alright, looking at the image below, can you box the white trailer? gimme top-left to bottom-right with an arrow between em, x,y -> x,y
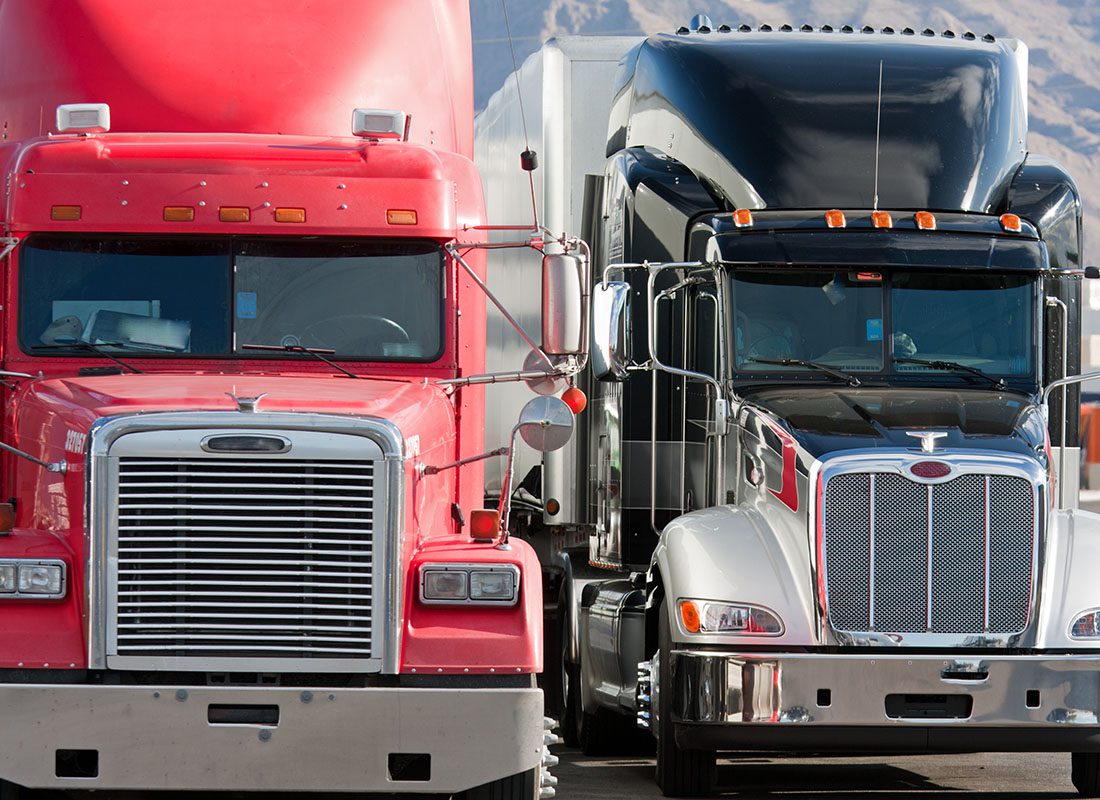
476,35 -> 642,532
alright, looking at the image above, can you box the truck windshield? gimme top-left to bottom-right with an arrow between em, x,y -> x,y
732,270 -> 1035,384
18,237 -> 444,361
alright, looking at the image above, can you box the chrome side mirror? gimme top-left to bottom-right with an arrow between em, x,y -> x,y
497,396 -> 575,548
542,253 -> 587,356
591,280 -> 631,381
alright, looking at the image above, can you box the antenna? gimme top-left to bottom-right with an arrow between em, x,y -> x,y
872,59 -> 884,211
500,0 -> 540,229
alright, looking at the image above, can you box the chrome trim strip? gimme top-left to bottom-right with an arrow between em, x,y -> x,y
926,483 -> 933,631
86,411 -> 405,673
868,474 -> 875,629
990,475 -> 998,633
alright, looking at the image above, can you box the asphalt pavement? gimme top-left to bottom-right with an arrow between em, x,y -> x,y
553,749 -> 1078,798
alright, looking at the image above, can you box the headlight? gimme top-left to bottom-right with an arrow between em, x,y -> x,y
679,599 -> 783,635
1071,609 -> 1100,639
0,560 -> 66,599
419,563 -> 520,606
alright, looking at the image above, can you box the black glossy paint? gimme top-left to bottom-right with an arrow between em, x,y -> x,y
611,31 -> 1027,213
746,386 -> 1048,460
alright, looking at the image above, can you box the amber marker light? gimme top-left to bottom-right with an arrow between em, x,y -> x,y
824,209 -> 846,228
469,509 -> 500,542
275,207 -> 306,223
219,207 -> 250,222
680,600 -> 701,633
163,206 -> 194,222
0,502 -> 13,535
732,208 -> 754,228
871,210 -> 893,228
914,211 -> 937,230
51,205 -> 81,221
1000,213 -> 1022,233
387,209 -> 417,225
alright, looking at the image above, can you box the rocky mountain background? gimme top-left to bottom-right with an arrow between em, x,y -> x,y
471,0 -> 1100,270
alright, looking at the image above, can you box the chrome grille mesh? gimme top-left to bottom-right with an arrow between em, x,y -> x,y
114,457 -> 376,659
823,471 -> 1035,634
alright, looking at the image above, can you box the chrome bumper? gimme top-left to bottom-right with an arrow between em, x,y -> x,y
0,683 -> 543,792
668,652 -> 1100,752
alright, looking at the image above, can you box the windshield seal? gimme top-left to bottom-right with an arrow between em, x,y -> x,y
16,235 -> 448,364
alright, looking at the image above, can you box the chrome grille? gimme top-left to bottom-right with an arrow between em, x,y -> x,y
823,471 -> 1035,634
114,456 -> 376,660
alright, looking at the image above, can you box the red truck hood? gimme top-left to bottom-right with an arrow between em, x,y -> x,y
14,373 -> 456,460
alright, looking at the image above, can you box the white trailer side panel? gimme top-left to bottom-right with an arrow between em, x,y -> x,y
475,36 -> 641,523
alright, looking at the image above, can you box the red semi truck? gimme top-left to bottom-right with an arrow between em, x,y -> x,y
0,1 -> 582,797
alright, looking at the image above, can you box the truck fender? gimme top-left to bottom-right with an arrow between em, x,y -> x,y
1036,508 -> 1100,649
649,505 -> 818,648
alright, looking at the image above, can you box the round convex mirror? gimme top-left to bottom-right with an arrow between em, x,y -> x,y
516,395 -> 574,452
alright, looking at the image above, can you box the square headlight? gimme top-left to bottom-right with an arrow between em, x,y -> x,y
17,563 -> 64,596
422,568 -> 468,601
470,569 -> 516,602
0,564 -> 14,593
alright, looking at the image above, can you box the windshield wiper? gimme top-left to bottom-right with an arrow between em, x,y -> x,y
241,343 -> 361,379
746,357 -> 861,387
893,357 -> 1007,390
31,341 -> 142,374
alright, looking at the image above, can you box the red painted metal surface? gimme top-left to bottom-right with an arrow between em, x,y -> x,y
0,0 -> 474,158
0,0 -> 530,674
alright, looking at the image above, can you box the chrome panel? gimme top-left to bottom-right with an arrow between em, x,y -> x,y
669,650 -> 1100,728
0,683 -> 542,791
809,449 -> 1045,648
87,412 -> 405,673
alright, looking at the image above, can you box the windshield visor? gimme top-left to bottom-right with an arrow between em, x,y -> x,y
733,270 -> 1036,382
18,237 -> 445,361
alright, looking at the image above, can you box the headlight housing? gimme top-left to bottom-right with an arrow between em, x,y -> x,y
419,563 -> 520,606
1070,609 -> 1100,639
0,560 -> 66,599
679,598 -> 783,635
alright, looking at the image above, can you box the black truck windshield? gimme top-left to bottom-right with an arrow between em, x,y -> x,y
732,270 -> 1035,384
18,237 -> 444,361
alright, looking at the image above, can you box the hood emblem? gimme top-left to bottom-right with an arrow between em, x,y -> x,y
226,392 -> 268,413
906,430 -> 948,453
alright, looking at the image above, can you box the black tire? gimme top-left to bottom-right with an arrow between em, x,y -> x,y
557,581 -> 580,748
1073,753 -> 1100,797
562,657 -> 581,748
454,767 -> 537,800
655,601 -> 716,797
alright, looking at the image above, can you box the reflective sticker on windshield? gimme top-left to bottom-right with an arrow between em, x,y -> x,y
866,318 -> 883,341
236,291 -> 257,319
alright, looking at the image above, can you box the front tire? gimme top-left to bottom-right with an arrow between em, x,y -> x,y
1073,753 -> 1100,797
655,601 -> 716,797
454,767 -> 538,800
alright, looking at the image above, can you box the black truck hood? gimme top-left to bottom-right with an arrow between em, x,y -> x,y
747,387 -> 1047,459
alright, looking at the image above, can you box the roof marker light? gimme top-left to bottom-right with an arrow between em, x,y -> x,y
732,208 -> 754,228
50,205 -> 81,221
219,207 -> 250,223
56,103 -> 110,134
1000,213 -> 1022,233
387,209 -> 417,225
275,208 -> 306,223
163,206 -> 194,222
871,210 -> 893,228
915,211 -> 937,230
825,209 -> 846,228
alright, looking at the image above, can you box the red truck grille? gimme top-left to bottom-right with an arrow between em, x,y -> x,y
113,456 -> 376,660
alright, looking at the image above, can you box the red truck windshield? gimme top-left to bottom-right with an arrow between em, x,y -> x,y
17,236 -> 444,362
